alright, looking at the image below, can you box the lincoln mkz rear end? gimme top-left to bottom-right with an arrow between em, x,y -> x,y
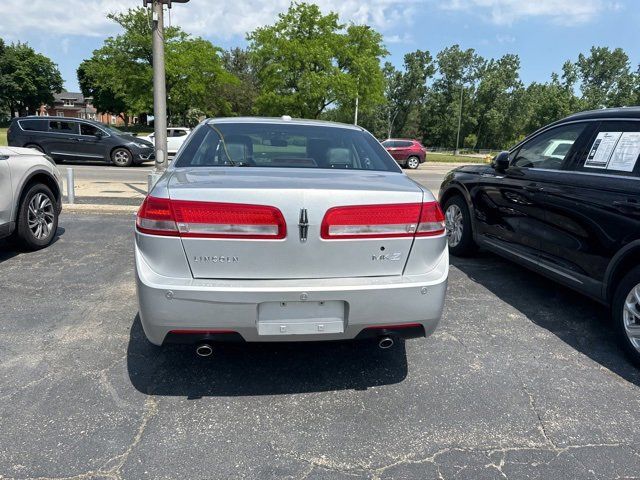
134,118 -> 448,352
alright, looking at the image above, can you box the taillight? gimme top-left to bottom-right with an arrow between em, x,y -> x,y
136,196 -> 286,239
136,196 -> 179,236
415,201 -> 446,237
320,202 -> 445,239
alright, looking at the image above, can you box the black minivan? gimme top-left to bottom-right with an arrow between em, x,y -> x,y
7,116 -> 154,167
439,107 -> 640,365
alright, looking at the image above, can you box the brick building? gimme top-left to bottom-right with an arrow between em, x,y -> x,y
37,91 -> 137,126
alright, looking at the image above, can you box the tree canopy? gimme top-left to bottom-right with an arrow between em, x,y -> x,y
247,2 -> 387,119
78,8 -> 237,125
64,2 -> 638,148
0,40 -> 63,118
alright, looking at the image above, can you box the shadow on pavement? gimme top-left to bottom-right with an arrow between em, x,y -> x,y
0,226 -> 65,263
127,316 -> 408,397
452,251 -> 640,386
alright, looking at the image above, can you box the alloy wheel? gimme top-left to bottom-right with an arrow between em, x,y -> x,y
113,149 -> 131,166
407,157 -> 420,169
27,193 -> 55,240
622,283 -> 640,353
445,204 -> 463,248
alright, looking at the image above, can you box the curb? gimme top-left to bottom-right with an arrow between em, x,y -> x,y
62,203 -> 139,215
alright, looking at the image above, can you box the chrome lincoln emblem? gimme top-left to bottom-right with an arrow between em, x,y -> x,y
298,208 -> 309,242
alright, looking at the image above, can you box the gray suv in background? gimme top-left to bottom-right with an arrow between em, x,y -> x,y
7,116 -> 154,167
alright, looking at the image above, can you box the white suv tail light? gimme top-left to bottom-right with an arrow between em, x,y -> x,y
320,202 -> 445,239
136,196 -> 287,239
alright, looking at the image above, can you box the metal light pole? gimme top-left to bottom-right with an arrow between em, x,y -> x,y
354,94 -> 359,126
454,82 -> 464,156
144,0 -> 189,189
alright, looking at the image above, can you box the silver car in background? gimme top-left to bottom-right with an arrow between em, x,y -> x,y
135,118 -> 448,355
0,146 -> 63,250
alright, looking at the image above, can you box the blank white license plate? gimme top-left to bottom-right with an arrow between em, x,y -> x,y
257,301 -> 345,336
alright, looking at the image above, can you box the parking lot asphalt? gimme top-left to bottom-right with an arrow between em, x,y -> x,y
1,213 -> 639,479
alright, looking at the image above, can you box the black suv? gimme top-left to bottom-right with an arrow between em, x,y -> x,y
7,116 -> 154,167
439,107 -> 640,364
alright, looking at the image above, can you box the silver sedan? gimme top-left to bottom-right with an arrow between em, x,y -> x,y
135,117 -> 448,355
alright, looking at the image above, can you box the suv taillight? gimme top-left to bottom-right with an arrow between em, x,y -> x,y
136,196 -> 287,239
320,202 -> 445,239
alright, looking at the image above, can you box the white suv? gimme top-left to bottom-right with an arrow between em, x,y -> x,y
138,127 -> 191,156
0,146 -> 63,250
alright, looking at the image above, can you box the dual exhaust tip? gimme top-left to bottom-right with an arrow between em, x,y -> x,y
195,336 -> 395,357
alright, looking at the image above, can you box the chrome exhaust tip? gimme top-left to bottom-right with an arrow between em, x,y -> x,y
378,336 -> 394,349
195,343 -> 213,357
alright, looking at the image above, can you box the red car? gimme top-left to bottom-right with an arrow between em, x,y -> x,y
381,139 -> 427,169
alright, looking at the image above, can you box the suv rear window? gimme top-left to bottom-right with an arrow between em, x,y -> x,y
175,123 -> 401,172
18,119 -> 47,132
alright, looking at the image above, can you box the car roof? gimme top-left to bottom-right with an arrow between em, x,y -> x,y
205,117 -> 364,131
560,106 -> 640,123
13,115 -> 104,126
384,138 -> 419,142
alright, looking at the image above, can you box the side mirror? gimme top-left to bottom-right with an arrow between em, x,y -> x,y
492,151 -> 510,171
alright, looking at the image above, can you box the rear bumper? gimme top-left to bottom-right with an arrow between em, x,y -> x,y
135,244 -> 448,345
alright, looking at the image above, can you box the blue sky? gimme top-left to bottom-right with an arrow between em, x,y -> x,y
0,0 -> 638,92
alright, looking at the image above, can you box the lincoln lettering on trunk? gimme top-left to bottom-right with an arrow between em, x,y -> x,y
193,256 -> 240,263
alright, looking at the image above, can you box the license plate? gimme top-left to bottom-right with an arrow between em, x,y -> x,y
257,301 -> 345,336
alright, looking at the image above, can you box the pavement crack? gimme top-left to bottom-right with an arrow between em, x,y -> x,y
515,373 -> 557,449
3,396 -> 160,480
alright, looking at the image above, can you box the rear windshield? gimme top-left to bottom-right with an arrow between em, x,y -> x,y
174,122 -> 400,172
17,119 -> 48,132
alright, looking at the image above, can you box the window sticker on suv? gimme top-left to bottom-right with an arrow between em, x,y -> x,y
608,132 -> 640,172
585,131 -> 640,172
585,132 -> 622,169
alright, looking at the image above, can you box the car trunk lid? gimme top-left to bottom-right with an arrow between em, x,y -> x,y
164,167 -> 430,279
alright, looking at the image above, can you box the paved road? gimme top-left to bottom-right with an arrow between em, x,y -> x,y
1,213 -> 639,479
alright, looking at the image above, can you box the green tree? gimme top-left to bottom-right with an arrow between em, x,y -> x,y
221,47 -> 258,116
420,45 -> 484,148
78,8 -> 237,125
0,40 -> 63,118
576,46 -> 637,109
472,54 -> 525,149
247,2 -> 386,119
382,50 -> 435,138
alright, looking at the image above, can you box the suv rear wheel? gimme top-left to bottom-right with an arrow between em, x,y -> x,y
111,148 -> 133,167
613,266 -> 640,366
15,183 -> 59,250
443,195 -> 476,256
406,156 -> 420,169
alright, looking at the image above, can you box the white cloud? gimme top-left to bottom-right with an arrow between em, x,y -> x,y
442,0 -> 622,26
0,0 -> 422,40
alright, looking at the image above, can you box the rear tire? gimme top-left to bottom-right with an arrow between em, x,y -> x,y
612,267 -> 640,366
407,156 -> 420,169
443,195 -> 476,257
15,183 -> 59,250
111,148 -> 133,167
